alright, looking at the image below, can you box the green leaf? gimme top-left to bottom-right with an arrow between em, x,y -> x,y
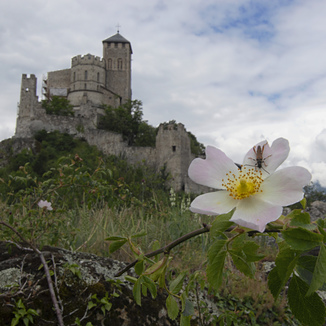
207,239 -> 227,290
290,212 -> 316,230
169,272 -> 186,294
180,315 -> 191,326
182,298 -> 194,317
307,245 -> 326,296
166,295 -> 179,320
300,197 -> 307,209
106,235 -> 127,241
210,210 -> 235,236
135,260 -> 144,276
131,230 -> 147,238
143,275 -> 157,299
268,245 -> 299,299
296,255 -> 317,286
288,274 -> 326,326
109,239 -> 127,253
133,277 -> 143,306
88,301 -> 97,310
124,275 -> 137,283
282,228 -> 323,251
242,241 -> 265,262
229,249 -> 255,278
316,219 -> 326,241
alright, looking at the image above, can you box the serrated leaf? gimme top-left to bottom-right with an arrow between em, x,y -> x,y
182,298 -> 194,317
316,219 -> 326,241
180,314 -> 191,326
210,210 -> 235,236
229,249 -> 255,278
282,228 -> 323,251
296,255 -> 317,286
290,212 -> 316,230
288,274 -> 326,326
166,295 -> 179,320
169,272 -> 186,294
307,245 -> 326,296
109,239 -> 127,253
268,246 -> 299,299
242,241 -> 265,262
207,239 -> 227,290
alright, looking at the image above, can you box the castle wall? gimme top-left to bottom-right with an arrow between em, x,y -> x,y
48,69 -> 71,88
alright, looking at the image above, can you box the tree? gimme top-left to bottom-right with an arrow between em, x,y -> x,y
98,100 -> 156,146
41,96 -> 74,116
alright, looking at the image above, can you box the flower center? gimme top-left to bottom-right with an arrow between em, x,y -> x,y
221,167 -> 263,200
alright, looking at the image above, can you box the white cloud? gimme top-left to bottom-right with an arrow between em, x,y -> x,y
1,0 -> 326,186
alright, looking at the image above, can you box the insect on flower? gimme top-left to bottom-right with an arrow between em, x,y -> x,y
246,143 -> 272,174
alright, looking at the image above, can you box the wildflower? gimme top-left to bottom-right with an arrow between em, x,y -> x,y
188,138 -> 311,232
38,200 -> 53,211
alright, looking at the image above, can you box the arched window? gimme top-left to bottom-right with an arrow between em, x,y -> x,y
118,58 -> 123,70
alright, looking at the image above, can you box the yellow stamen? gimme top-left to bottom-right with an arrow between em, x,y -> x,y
221,166 -> 263,200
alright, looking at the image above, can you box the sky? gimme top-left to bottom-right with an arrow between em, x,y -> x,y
1,0 -> 326,186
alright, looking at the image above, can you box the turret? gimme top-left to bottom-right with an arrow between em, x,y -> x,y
18,74 -> 38,118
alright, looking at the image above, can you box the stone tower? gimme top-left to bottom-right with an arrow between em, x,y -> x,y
15,74 -> 41,136
102,32 -> 132,104
156,122 -> 193,191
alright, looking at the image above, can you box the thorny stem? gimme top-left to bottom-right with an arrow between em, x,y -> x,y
115,224 -> 281,277
0,221 -> 65,326
115,223 -> 212,277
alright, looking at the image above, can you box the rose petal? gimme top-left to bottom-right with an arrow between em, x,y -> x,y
242,138 -> 289,176
190,190 -> 236,215
257,166 -> 312,206
230,197 -> 283,232
188,146 -> 239,189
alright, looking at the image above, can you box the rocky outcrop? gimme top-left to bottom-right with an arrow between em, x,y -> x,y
307,200 -> 326,221
0,242 -> 178,326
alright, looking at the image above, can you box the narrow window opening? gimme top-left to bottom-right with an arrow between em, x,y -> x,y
85,70 -> 88,80
172,146 -> 176,152
97,72 -> 100,82
118,58 -> 123,70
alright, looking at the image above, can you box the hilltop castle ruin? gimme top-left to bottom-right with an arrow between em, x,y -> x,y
14,33 -> 203,192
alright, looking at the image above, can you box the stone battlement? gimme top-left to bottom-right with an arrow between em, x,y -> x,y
72,54 -> 105,68
22,74 -> 36,80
